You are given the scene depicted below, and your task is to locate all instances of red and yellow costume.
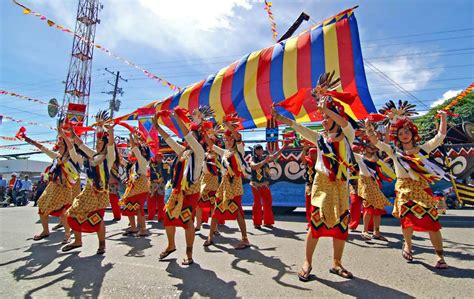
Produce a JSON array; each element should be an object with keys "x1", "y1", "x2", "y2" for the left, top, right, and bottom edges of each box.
[
  {"x1": 147, "y1": 158, "x2": 167, "y2": 221},
  {"x1": 212, "y1": 140, "x2": 246, "y2": 222},
  {"x1": 375, "y1": 129, "x2": 448, "y2": 232},
  {"x1": 67, "y1": 144, "x2": 115, "y2": 233},
  {"x1": 37, "y1": 146, "x2": 80, "y2": 217},
  {"x1": 198, "y1": 152, "x2": 220, "y2": 223},
  {"x1": 120, "y1": 147, "x2": 150, "y2": 216},
  {"x1": 163, "y1": 133, "x2": 205, "y2": 228},
  {"x1": 292, "y1": 121, "x2": 356, "y2": 240}
]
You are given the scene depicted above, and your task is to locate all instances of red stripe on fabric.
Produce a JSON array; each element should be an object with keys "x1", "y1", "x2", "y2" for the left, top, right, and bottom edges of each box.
[
  {"x1": 336, "y1": 18, "x2": 367, "y2": 119},
  {"x1": 221, "y1": 62, "x2": 238, "y2": 115},
  {"x1": 188, "y1": 80, "x2": 204, "y2": 112},
  {"x1": 256, "y1": 46, "x2": 274, "y2": 119},
  {"x1": 160, "y1": 97, "x2": 178, "y2": 135},
  {"x1": 297, "y1": 31, "x2": 319, "y2": 121}
]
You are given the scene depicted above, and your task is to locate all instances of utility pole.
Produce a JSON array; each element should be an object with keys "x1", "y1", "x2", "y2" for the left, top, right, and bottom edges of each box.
[{"x1": 104, "y1": 68, "x2": 127, "y2": 118}]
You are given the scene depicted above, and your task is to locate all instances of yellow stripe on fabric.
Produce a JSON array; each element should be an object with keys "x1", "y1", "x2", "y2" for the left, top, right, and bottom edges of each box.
[
  {"x1": 99, "y1": 164, "x2": 106, "y2": 188},
  {"x1": 283, "y1": 36, "x2": 311, "y2": 123},
  {"x1": 323, "y1": 22, "x2": 357, "y2": 120},
  {"x1": 209, "y1": 66, "x2": 228, "y2": 122},
  {"x1": 154, "y1": 102, "x2": 166, "y2": 126},
  {"x1": 178, "y1": 83, "x2": 196, "y2": 111},
  {"x1": 336, "y1": 140, "x2": 347, "y2": 179},
  {"x1": 243, "y1": 50, "x2": 267, "y2": 128}
]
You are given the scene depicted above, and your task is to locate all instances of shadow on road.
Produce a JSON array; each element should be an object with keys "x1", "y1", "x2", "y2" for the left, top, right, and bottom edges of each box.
[
  {"x1": 211, "y1": 240, "x2": 310, "y2": 291},
  {"x1": 315, "y1": 276, "x2": 416, "y2": 298},
  {"x1": 165, "y1": 259, "x2": 238, "y2": 298}
]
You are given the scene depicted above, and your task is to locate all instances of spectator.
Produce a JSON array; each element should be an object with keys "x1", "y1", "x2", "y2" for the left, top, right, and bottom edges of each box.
[
  {"x1": 8, "y1": 174, "x2": 19, "y2": 206},
  {"x1": 34, "y1": 174, "x2": 48, "y2": 207},
  {"x1": 0, "y1": 174, "x2": 7, "y2": 201},
  {"x1": 20, "y1": 175, "x2": 33, "y2": 206}
]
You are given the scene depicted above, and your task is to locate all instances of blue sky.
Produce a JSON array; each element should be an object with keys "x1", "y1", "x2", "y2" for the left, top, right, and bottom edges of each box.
[{"x1": 1, "y1": 0, "x2": 473, "y2": 160}]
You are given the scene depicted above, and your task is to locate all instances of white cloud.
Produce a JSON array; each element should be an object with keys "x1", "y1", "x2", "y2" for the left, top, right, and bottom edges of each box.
[{"x1": 430, "y1": 89, "x2": 462, "y2": 108}]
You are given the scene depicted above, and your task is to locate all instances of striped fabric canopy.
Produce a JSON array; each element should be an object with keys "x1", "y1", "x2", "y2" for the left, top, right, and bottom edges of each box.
[{"x1": 119, "y1": 8, "x2": 376, "y2": 135}]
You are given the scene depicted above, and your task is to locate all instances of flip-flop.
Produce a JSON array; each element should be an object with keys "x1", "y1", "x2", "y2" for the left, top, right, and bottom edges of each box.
[
  {"x1": 159, "y1": 248, "x2": 176, "y2": 260},
  {"x1": 297, "y1": 266, "x2": 313, "y2": 282},
  {"x1": 182, "y1": 257, "x2": 194, "y2": 266},
  {"x1": 138, "y1": 232, "x2": 150, "y2": 237},
  {"x1": 235, "y1": 242, "x2": 250, "y2": 250},
  {"x1": 203, "y1": 239, "x2": 214, "y2": 247},
  {"x1": 61, "y1": 236, "x2": 71, "y2": 245},
  {"x1": 122, "y1": 230, "x2": 138, "y2": 236},
  {"x1": 435, "y1": 260, "x2": 448, "y2": 269},
  {"x1": 61, "y1": 244, "x2": 82, "y2": 252},
  {"x1": 329, "y1": 266, "x2": 353, "y2": 279},
  {"x1": 33, "y1": 234, "x2": 49, "y2": 241},
  {"x1": 373, "y1": 235, "x2": 389, "y2": 242},
  {"x1": 402, "y1": 244, "x2": 413, "y2": 262},
  {"x1": 361, "y1": 232, "x2": 372, "y2": 241},
  {"x1": 96, "y1": 248, "x2": 106, "y2": 255}
]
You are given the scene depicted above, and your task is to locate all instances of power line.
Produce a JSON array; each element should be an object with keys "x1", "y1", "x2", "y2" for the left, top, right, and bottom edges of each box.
[
  {"x1": 371, "y1": 86, "x2": 466, "y2": 97},
  {"x1": 362, "y1": 27, "x2": 474, "y2": 42}
]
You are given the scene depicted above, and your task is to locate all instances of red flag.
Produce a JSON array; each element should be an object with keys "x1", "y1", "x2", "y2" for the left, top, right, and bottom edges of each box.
[
  {"x1": 276, "y1": 88, "x2": 310, "y2": 115},
  {"x1": 326, "y1": 91, "x2": 356, "y2": 105},
  {"x1": 367, "y1": 113, "x2": 385, "y2": 122},
  {"x1": 174, "y1": 107, "x2": 191, "y2": 123},
  {"x1": 15, "y1": 127, "x2": 26, "y2": 140}
]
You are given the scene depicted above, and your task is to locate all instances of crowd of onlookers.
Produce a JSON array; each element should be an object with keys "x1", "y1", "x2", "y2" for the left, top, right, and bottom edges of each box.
[{"x1": 0, "y1": 173, "x2": 48, "y2": 207}]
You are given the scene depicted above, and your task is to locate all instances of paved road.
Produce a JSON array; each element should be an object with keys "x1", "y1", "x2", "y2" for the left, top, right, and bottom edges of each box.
[{"x1": 0, "y1": 206, "x2": 473, "y2": 298}]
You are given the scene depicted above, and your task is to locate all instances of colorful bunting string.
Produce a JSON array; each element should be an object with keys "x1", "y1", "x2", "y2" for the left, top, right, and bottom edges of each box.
[
  {"x1": 13, "y1": 1, "x2": 181, "y2": 92},
  {"x1": 0, "y1": 114, "x2": 56, "y2": 131},
  {"x1": 264, "y1": 1, "x2": 278, "y2": 42},
  {"x1": 0, "y1": 145, "x2": 41, "y2": 152},
  {"x1": 0, "y1": 136, "x2": 56, "y2": 144},
  {"x1": 441, "y1": 83, "x2": 474, "y2": 111},
  {"x1": 0, "y1": 89, "x2": 55, "y2": 106}
]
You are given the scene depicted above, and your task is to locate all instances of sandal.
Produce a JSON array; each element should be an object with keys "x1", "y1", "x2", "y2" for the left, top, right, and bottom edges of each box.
[
  {"x1": 138, "y1": 231, "x2": 150, "y2": 237},
  {"x1": 373, "y1": 235, "x2": 388, "y2": 242},
  {"x1": 297, "y1": 266, "x2": 312, "y2": 282},
  {"x1": 402, "y1": 243, "x2": 413, "y2": 262},
  {"x1": 235, "y1": 239, "x2": 250, "y2": 250},
  {"x1": 96, "y1": 247, "x2": 106, "y2": 255},
  {"x1": 361, "y1": 232, "x2": 372, "y2": 240},
  {"x1": 329, "y1": 266, "x2": 354, "y2": 279},
  {"x1": 182, "y1": 257, "x2": 194, "y2": 266},
  {"x1": 61, "y1": 243, "x2": 82, "y2": 252},
  {"x1": 159, "y1": 248, "x2": 176, "y2": 260},
  {"x1": 435, "y1": 259, "x2": 448, "y2": 269},
  {"x1": 122, "y1": 230, "x2": 138, "y2": 236},
  {"x1": 203, "y1": 239, "x2": 214, "y2": 247},
  {"x1": 33, "y1": 234, "x2": 50, "y2": 241},
  {"x1": 61, "y1": 234, "x2": 71, "y2": 245}
]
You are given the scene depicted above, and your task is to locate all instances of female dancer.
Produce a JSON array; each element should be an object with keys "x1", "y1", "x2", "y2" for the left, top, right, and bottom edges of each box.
[
  {"x1": 366, "y1": 103, "x2": 449, "y2": 269},
  {"x1": 62, "y1": 115, "x2": 116, "y2": 254},
  {"x1": 272, "y1": 73, "x2": 357, "y2": 281},
  {"x1": 121, "y1": 131, "x2": 151, "y2": 236},
  {"x1": 203, "y1": 117, "x2": 250, "y2": 249},
  {"x1": 147, "y1": 152, "x2": 166, "y2": 222},
  {"x1": 152, "y1": 111, "x2": 205, "y2": 266},
  {"x1": 22, "y1": 127, "x2": 78, "y2": 244},
  {"x1": 354, "y1": 137, "x2": 394, "y2": 241}
]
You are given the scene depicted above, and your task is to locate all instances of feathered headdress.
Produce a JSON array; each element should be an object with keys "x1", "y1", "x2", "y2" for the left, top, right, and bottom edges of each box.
[
  {"x1": 190, "y1": 105, "x2": 215, "y2": 124},
  {"x1": 95, "y1": 110, "x2": 111, "y2": 139},
  {"x1": 379, "y1": 100, "x2": 418, "y2": 125}
]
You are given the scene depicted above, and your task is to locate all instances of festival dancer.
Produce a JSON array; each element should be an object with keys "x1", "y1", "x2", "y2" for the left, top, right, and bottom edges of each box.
[
  {"x1": 353, "y1": 136, "x2": 395, "y2": 241},
  {"x1": 203, "y1": 116, "x2": 250, "y2": 249},
  {"x1": 195, "y1": 133, "x2": 221, "y2": 231},
  {"x1": 366, "y1": 101, "x2": 449, "y2": 269},
  {"x1": 121, "y1": 131, "x2": 151, "y2": 236},
  {"x1": 147, "y1": 152, "x2": 167, "y2": 222},
  {"x1": 250, "y1": 144, "x2": 284, "y2": 229},
  {"x1": 152, "y1": 111, "x2": 205, "y2": 266},
  {"x1": 300, "y1": 142, "x2": 317, "y2": 225},
  {"x1": 272, "y1": 72, "x2": 357, "y2": 281},
  {"x1": 21, "y1": 127, "x2": 78, "y2": 244},
  {"x1": 62, "y1": 112, "x2": 116, "y2": 254},
  {"x1": 106, "y1": 139, "x2": 127, "y2": 222}
]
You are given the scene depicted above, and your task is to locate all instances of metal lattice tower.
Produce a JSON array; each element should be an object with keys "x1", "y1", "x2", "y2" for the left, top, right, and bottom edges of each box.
[{"x1": 61, "y1": 0, "x2": 101, "y2": 115}]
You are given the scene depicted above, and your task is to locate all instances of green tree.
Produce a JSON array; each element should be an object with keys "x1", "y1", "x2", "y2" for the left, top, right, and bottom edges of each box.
[{"x1": 415, "y1": 91, "x2": 474, "y2": 142}]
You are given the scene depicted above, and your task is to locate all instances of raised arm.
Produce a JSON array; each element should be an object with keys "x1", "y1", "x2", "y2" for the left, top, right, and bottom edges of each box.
[
  {"x1": 171, "y1": 112, "x2": 190, "y2": 136},
  {"x1": 23, "y1": 136, "x2": 59, "y2": 159},
  {"x1": 272, "y1": 106, "x2": 319, "y2": 143},
  {"x1": 319, "y1": 98, "x2": 348, "y2": 129},
  {"x1": 70, "y1": 128, "x2": 95, "y2": 158},
  {"x1": 152, "y1": 115, "x2": 185, "y2": 155},
  {"x1": 422, "y1": 111, "x2": 447, "y2": 153},
  {"x1": 365, "y1": 120, "x2": 394, "y2": 157}
]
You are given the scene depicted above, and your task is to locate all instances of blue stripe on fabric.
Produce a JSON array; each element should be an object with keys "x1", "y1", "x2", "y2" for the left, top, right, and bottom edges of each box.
[
  {"x1": 310, "y1": 25, "x2": 326, "y2": 88},
  {"x1": 270, "y1": 41, "x2": 294, "y2": 120},
  {"x1": 348, "y1": 13, "x2": 377, "y2": 113},
  {"x1": 231, "y1": 54, "x2": 256, "y2": 129}
]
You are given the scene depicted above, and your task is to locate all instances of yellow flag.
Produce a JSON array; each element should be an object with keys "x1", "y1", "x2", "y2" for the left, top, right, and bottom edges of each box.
[{"x1": 23, "y1": 8, "x2": 31, "y2": 14}]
